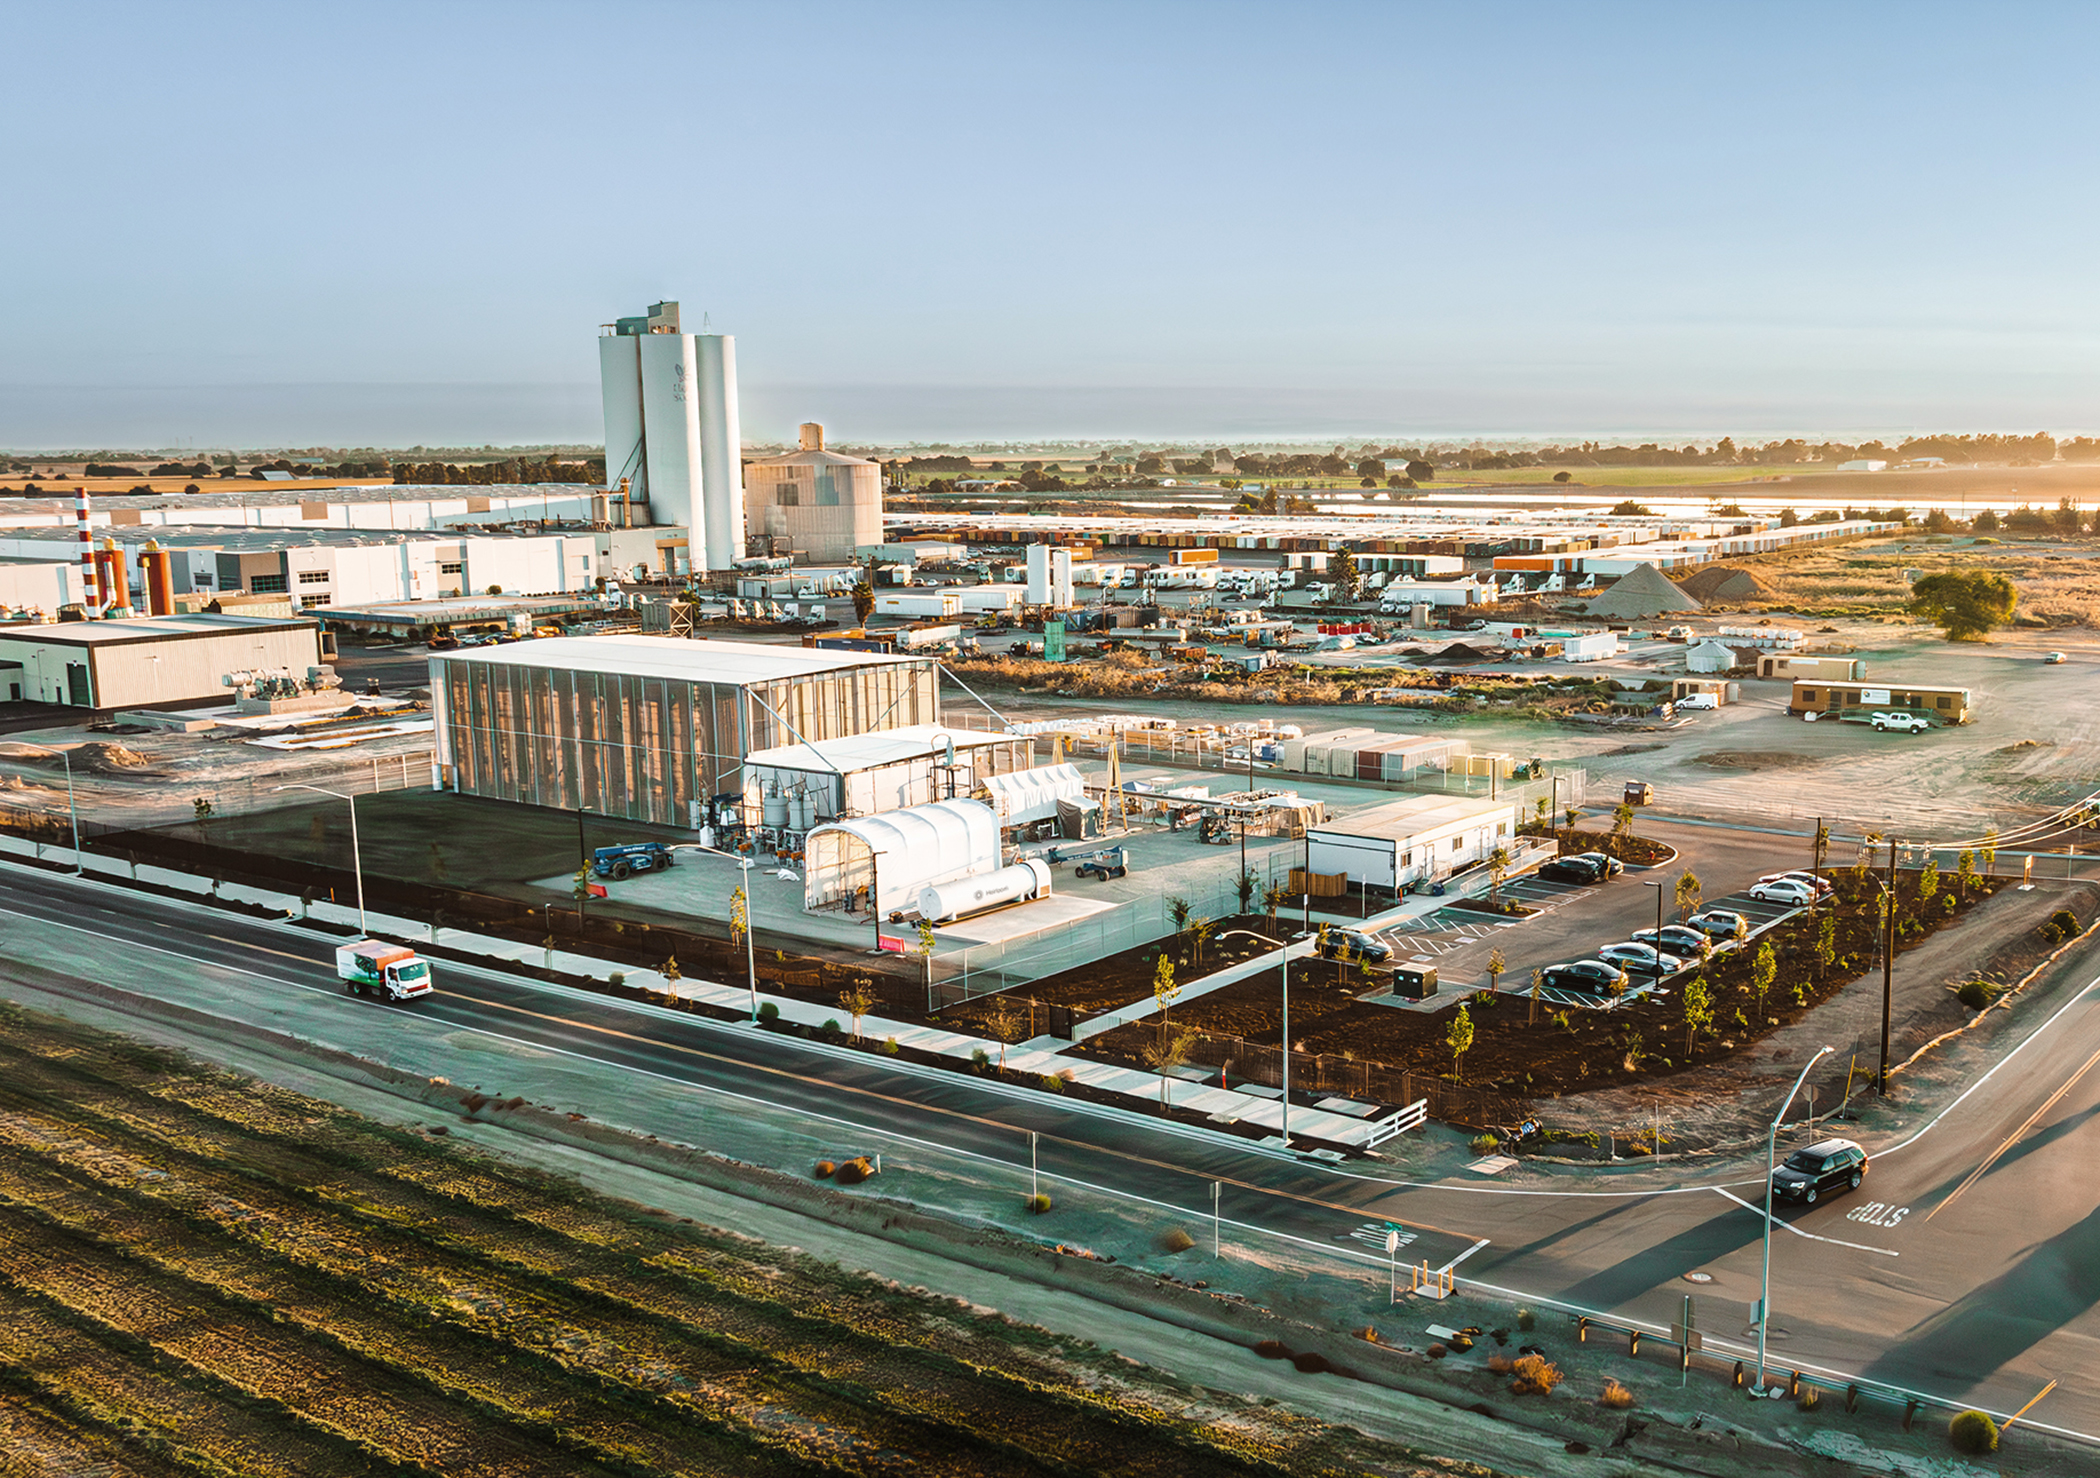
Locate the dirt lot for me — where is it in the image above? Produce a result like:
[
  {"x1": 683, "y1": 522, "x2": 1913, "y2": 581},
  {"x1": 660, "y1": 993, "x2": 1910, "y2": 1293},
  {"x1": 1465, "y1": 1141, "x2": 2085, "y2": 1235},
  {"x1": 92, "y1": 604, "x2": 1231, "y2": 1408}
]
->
[{"x1": 0, "y1": 1004, "x2": 1455, "y2": 1478}]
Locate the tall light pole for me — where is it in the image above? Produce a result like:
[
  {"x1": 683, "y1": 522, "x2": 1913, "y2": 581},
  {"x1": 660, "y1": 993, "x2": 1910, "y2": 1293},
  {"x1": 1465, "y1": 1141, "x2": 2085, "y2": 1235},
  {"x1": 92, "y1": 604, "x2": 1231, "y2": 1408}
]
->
[
  {"x1": 1880, "y1": 838, "x2": 1896, "y2": 1093},
  {"x1": 15, "y1": 743, "x2": 82, "y2": 874},
  {"x1": 275, "y1": 783, "x2": 365, "y2": 934},
  {"x1": 1219, "y1": 928, "x2": 1293, "y2": 1149},
  {"x1": 1755, "y1": 1043, "x2": 1835, "y2": 1395}
]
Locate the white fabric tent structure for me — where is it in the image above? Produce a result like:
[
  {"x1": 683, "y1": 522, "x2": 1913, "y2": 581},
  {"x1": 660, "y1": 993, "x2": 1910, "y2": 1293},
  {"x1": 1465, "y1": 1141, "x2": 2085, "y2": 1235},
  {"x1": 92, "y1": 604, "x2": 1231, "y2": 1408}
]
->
[
  {"x1": 981, "y1": 763, "x2": 1087, "y2": 827},
  {"x1": 803, "y1": 799, "x2": 1000, "y2": 915}
]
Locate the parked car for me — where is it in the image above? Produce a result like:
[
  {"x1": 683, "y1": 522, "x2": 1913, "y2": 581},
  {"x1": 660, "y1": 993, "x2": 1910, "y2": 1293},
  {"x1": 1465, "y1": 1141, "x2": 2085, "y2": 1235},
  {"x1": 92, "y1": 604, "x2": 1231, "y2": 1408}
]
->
[
  {"x1": 1316, "y1": 928, "x2": 1394, "y2": 967},
  {"x1": 1687, "y1": 908, "x2": 1750, "y2": 940},
  {"x1": 1870, "y1": 711, "x2": 1932, "y2": 733},
  {"x1": 1770, "y1": 1138, "x2": 1868, "y2": 1205},
  {"x1": 1633, "y1": 924, "x2": 1714, "y2": 957},
  {"x1": 1541, "y1": 959, "x2": 1630, "y2": 994},
  {"x1": 1664, "y1": 625, "x2": 1693, "y2": 640},
  {"x1": 2045, "y1": 652, "x2": 2067, "y2": 664},
  {"x1": 1538, "y1": 851, "x2": 1625, "y2": 884},
  {"x1": 1597, "y1": 941, "x2": 1684, "y2": 975},
  {"x1": 1757, "y1": 870, "x2": 1834, "y2": 896},
  {"x1": 1748, "y1": 877, "x2": 1818, "y2": 905}
]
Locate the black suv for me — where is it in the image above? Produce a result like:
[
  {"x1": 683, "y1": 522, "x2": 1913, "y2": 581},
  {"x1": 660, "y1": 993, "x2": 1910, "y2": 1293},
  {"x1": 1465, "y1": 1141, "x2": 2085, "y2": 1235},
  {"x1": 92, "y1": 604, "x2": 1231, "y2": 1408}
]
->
[
  {"x1": 1771, "y1": 1138, "x2": 1867, "y2": 1205},
  {"x1": 1315, "y1": 928, "x2": 1395, "y2": 966},
  {"x1": 1538, "y1": 851, "x2": 1624, "y2": 885}
]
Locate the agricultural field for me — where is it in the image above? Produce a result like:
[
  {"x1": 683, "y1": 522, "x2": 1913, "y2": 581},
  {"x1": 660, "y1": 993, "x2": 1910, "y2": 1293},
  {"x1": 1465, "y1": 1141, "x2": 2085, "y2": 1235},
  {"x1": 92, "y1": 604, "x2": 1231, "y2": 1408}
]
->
[
  {"x1": 0, "y1": 1003, "x2": 1472, "y2": 1478},
  {"x1": 1698, "y1": 533, "x2": 2100, "y2": 624}
]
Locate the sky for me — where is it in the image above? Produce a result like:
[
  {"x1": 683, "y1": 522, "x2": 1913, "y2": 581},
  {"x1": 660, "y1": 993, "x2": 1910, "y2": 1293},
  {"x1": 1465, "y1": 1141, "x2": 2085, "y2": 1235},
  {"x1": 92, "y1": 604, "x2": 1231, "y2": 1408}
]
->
[{"x1": 7, "y1": 0, "x2": 2100, "y2": 448}]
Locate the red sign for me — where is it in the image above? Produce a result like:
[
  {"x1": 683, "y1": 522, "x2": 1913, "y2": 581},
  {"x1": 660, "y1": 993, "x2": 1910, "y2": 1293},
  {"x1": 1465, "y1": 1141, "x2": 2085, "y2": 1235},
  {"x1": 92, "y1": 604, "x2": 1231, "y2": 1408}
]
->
[
  {"x1": 587, "y1": 883, "x2": 608, "y2": 898},
  {"x1": 877, "y1": 934, "x2": 908, "y2": 953}
]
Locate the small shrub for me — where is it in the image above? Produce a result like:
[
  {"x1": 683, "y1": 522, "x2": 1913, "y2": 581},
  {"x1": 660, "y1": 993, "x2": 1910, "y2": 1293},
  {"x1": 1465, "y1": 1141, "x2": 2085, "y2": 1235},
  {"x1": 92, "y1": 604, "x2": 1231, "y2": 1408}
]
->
[
  {"x1": 1956, "y1": 978, "x2": 1997, "y2": 1011},
  {"x1": 881, "y1": 1036, "x2": 899, "y2": 1055},
  {"x1": 970, "y1": 1047, "x2": 991, "y2": 1071},
  {"x1": 1161, "y1": 1228, "x2": 1196, "y2": 1253},
  {"x1": 1039, "y1": 1072, "x2": 1065, "y2": 1092},
  {"x1": 1027, "y1": 1192, "x2": 1052, "y2": 1214},
  {"x1": 607, "y1": 970, "x2": 626, "y2": 988},
  {"x1": 1516, "y1": 1307, "x2": 1536, "y2": 1331},
  {"x1": 757, "y1": 1000, "x2": 780, "y2": 1023},
  {"x1": 1510, "y1": 1353, "x2": 1563, "y2": 1395},
  {"x1": 1426, "y1": 1342, "x2": 1448, "y2": 1360},
  {"x1": 822, "y1": 1017, "x2": 842, "y2": 1035},
  {"x1": 1948, "y1": 1409, "x2": 1998, "y2": 1454},
  {"x1": 834, "y1": 1157, "x2": 872, "y2": 1185},
  {"x1": 813, "y1": 1160, "x2": 836, "y2": 1178},
  {"x1": 1355, "y1": 1325, "x2": 1380, "y2": 1343},
  {"x1": 1600, "y1": 1379, "x2": 1635, "y2": 1409},
  {"x1": 1799, "y1": 1386, "x2": 1821, "y2": 1411},
  {"x1": 2051, "y1": 908, "x2": 2081, "y2": 938},
  {"x1": 1470, "y1": 1133, "x2": 1500, "y2": 1154},
  {"x1": 1487, "y1": 1353, "x2": 1514, "y2": 1374}
]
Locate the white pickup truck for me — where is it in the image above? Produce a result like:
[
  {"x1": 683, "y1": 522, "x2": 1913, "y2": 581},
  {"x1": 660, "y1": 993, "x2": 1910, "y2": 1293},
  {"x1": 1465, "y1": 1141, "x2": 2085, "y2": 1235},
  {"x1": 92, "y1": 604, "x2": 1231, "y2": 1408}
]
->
[
  {"x1": 336, "y1": 940, "x2": 435, "y2": 1001},
  {"x1": 1870, "y1": 711, "x2": 1932, "y2": 733}
]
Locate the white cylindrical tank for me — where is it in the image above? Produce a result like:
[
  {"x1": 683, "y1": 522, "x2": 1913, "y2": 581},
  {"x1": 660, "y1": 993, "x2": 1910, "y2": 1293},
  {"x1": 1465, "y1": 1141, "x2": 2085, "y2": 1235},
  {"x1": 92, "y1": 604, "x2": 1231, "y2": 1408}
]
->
[
  {"x1": 598, "y1": 335, "x2": 647, "y2": 501},
  {"x1": 638, "y1": 332, "x2": 705, "y2": 559},
  {"x1": 917, "y1": 858, "x2": 1051, "y2": 924},
  {"x1": 763, "y1": 789, "x2": 788, "y2": 828},
  {"x1": 698, "y1": 334, "x2": 745, "y2": 571}
]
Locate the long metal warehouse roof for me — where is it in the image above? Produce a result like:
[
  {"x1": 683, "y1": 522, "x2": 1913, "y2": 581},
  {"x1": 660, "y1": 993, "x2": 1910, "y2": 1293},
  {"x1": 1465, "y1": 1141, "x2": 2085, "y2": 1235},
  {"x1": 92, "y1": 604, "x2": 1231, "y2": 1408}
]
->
[{"x1": 429, "y1": 633, "x2": 930, "y2": 685}]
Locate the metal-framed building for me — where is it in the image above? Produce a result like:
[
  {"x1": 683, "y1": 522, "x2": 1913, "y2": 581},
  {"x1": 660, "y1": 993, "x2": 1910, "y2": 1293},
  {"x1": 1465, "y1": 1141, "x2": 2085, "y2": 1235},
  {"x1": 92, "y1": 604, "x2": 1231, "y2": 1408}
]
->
[
  {"x1": 429, "y1": 635, "x2": 944, "y2": 825},
  {"x1": 0, "y1": 613, "x2": 322, "y2": 709}
]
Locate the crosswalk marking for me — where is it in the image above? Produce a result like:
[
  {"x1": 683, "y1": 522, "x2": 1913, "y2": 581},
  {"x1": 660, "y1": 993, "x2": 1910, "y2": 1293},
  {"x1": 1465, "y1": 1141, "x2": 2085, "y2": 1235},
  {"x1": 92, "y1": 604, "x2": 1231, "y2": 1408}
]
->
[{"x1": 1346, "y1": 1221, "x2": 1419, "y2": 1251}]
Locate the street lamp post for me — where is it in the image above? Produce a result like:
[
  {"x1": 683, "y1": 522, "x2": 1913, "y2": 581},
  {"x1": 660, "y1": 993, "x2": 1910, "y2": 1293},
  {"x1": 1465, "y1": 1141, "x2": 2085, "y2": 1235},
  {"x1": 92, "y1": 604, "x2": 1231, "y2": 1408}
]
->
[
  {"x1": 1219, "y1": 928, "x2": 1293, "y2": 1149},
  {"x1": 680, "y1": 841, "x2": 760, "y2": 1021},
  {"x1": 16, "y1": 744, "x2": 82, "y2": 874},
  {"x1": 1754, "y1": 1043, "x2": 1835, "y2": 1395},
  {"x1": 275, "y1": 783, "x2": 365, "y2": 934},
  {"x1": 1880, "y1": 838, "x2": 1897, "y2": 1093}
]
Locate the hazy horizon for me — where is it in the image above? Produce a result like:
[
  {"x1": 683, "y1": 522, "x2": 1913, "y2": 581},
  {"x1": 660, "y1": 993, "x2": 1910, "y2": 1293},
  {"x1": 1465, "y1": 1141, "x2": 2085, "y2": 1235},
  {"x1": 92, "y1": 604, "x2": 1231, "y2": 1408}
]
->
[{"x1": 11, "y1": 2, "x2": 2100, "y2": 448}]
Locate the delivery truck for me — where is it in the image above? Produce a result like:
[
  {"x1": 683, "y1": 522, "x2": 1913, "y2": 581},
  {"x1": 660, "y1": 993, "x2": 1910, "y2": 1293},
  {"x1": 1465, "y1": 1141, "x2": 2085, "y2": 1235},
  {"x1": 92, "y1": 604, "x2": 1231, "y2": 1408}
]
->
[{"x1": 335, "y1": 940, "x2": 435, "y2": 1001}]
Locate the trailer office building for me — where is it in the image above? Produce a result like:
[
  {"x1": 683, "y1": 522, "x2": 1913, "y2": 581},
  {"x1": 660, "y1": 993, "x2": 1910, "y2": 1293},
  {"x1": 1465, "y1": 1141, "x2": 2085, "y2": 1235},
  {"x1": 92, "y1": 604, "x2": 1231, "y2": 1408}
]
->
[
  {"x1": 1305, "y1": 794, "x2": 1519, "y2": 891},
  {"x1": 1789, "y1": 679, "x2": 1971, "y2": 724},
  {"x1": 430, "y1": 635, "x2": 943, "y2": 826}
]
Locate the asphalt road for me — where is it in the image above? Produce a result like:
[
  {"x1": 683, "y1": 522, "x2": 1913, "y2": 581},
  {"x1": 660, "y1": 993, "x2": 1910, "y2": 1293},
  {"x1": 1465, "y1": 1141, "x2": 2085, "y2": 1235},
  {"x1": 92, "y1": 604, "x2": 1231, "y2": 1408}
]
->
[{"x1": 4, "y1": 860, "x2": 2099, "y2": 1440}]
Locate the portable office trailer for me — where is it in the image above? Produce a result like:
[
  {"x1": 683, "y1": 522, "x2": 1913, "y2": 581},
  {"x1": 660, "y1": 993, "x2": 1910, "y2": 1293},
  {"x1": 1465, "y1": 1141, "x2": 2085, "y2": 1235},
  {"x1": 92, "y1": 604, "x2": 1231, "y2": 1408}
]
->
[
  {"x1": 1789, "y1": 679, "x2": 1971, "y2": 723},
  {"x1": 1305, "y1": 794, "x2": 1520, "y2": 890},
  {"x1": 1760, "y1": 654, "x2": 1865, "y2": 681}
]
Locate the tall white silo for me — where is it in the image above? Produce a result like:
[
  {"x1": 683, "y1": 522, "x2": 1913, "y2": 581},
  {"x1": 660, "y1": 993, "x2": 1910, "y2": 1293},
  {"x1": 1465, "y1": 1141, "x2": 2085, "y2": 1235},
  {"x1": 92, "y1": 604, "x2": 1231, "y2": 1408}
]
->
[
  {"x1": 698, "y1": 334, "x2": 745, "y2": 568},
  {"x1": 599, "y1": 335, "x2": 647, "y2": 505},
  {"x1": 636, "y1": 332, "x2": 704, "y2": 561}
]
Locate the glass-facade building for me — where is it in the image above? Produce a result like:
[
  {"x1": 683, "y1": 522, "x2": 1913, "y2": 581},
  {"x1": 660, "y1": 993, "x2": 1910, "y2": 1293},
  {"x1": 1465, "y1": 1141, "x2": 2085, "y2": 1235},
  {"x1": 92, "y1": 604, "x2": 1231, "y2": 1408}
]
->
[{"x1": 431, "y1": 636, "x2": 943, "y2": 824}]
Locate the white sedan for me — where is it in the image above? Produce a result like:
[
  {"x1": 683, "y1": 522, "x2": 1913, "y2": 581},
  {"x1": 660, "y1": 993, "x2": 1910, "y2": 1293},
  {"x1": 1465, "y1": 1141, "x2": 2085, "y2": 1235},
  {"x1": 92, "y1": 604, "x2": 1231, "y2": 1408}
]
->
[
  {"x1": 1749, "y1": 878, "x2": 1818, "y2": 905},
  {"x1": 1596, "y1": 941, "x2": 1684, "y2": 975}
]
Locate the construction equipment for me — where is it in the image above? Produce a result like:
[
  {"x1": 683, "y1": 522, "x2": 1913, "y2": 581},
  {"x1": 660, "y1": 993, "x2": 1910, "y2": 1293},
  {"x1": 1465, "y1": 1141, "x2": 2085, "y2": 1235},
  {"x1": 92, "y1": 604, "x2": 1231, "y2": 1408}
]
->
[
  {"x1": 1044, "y1": 843, "x2": 1129, "y2": 880},
  {"x1": 591, "y1": 842, "x2": 677, "y2": 881}
]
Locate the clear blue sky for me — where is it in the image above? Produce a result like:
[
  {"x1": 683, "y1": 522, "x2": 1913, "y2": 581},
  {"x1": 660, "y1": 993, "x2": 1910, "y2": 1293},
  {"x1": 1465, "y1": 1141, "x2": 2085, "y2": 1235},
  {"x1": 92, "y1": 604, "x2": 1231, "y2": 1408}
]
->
[{"x1": 7, "y1": 0, "x2": 2099, "y2": 447}]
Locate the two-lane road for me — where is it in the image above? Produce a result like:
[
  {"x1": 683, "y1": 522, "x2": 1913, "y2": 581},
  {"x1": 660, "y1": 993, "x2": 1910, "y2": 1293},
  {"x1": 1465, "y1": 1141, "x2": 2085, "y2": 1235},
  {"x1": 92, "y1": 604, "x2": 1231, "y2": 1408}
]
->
[{"x1": 5, "y1": 860, "x2": 2100, "y2": 1440}]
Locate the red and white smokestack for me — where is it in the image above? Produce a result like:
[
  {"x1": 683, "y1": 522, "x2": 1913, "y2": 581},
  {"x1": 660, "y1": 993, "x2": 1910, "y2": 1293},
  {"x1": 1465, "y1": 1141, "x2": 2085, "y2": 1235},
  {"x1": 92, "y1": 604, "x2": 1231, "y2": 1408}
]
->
[{"x1": 75, "y1": 484, "x2": 99, "y2": 613}]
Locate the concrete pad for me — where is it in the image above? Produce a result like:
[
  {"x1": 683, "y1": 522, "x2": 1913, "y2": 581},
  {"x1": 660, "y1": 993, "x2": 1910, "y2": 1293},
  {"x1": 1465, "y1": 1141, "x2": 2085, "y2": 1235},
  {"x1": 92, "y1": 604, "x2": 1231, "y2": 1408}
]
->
[{"x1": 939, "y1": 891, "x2": 1116, "y2": 945}]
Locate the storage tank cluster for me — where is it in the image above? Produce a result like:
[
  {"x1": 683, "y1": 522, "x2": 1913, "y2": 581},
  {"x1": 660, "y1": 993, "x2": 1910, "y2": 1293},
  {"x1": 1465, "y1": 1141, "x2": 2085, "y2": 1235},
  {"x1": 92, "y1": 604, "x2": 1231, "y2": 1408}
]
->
[
  {"x1": 761, "y1": 784, "x2": 819, "y2": 834},
  {"x1": 598, "y1": 300, "x2": 745, "y2": 572}
]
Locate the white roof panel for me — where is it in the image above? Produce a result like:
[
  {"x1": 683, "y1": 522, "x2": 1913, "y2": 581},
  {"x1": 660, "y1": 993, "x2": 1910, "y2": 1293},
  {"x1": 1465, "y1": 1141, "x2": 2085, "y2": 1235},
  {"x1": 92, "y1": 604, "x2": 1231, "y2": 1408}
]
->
[
  {"x1": 745, "y1": 723, "x2": 1011, "y2": 774},
  {"x1": 430, "y1": 634, "x2": 929, "y2": 686}
]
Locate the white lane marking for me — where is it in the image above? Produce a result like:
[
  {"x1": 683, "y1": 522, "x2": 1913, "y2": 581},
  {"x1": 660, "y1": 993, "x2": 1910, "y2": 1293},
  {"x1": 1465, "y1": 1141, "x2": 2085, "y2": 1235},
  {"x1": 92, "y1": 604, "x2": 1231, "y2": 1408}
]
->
[
  {"x1": 1437, "y1": 1237, "x2": 1492, "y2": 1274},
  {"x1": 1710, "y1": 1187, "x2": 1899, "y2": 1257}
]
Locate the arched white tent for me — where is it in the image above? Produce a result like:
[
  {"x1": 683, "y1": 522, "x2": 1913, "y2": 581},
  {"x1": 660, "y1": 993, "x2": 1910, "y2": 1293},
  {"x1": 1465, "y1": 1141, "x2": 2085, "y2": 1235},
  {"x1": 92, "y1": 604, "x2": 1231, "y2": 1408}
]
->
[{"x1": 803, "y1": 798, "x2": 999, "y2": 915}]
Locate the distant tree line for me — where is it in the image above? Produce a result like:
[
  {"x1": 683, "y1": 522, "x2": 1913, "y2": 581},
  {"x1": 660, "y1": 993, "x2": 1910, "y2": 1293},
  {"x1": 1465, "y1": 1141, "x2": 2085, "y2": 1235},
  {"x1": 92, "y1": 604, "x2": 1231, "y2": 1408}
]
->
[{"x1": 392, "y1": 457, "x2": 604, "y2": 485}]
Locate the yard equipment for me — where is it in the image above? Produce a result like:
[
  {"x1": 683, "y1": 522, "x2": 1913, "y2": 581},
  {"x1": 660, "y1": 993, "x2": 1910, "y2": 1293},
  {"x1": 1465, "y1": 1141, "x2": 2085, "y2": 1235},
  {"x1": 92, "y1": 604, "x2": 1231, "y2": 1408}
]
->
[
  {"x1": 1054, "y1": 844, "x2": 1129, "y2": 880},
  {"x1": 591, "y1": 842, "x2": 676, "y2": 881}
]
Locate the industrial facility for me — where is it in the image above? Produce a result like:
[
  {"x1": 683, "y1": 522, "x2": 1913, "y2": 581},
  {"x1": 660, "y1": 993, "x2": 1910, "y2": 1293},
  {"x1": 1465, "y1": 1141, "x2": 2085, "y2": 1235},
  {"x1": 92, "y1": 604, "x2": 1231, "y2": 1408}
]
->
[
  {"x1": 598, "y1": 301, "x2": 744, "y2": 572},
  {"x1": 429, "y1": 635, "x2": 947, "y2": 826},
  {"x1": 0, "y1": 612, "x2": 323, "y2": 709},
  {"x1": 743, "y1": 423, "x2": 884, "y2": 561}
]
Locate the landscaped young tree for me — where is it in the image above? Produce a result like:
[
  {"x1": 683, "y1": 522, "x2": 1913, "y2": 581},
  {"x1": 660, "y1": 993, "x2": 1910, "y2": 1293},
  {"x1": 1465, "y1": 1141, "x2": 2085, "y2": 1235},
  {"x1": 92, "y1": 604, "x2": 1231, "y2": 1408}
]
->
[
  {"x1": 1751, "y1": 941, "x2": 1776, "y2": 1019},
  {"x1": 1486, "y1": 846, "x2": 1512, "y2": 908},
  {"x1": 838, "y1": 979, "x2": 877, "y2": 1042},
  {"x1": 1331, "y1": 549, "x2": 1361, "y2": 601},
  {"x1": 1529, "y1": 967, "x2": 1545, "y2": 1025},
  {"x1": 1908, "y1": 569, "x2": 2018, "y2": 641},
  {"x1": 1674, "y1": 868, "x2": 1701, "y2": 922},
  {"x1": 1814, "y1": 914, "x2": 1836, "y2": 979},
  {"x1": 1235, "y1": 868, "x2": 1258, "y2": 914},
  {"x1": 1981, "y1": 826, "x2": 1998, "y2": 877},
  {"x1": 1533, "y1": 796, "x2": 1551, "y2": 833},
  {"x1": 1918, "y1": 856, "x2": 1940, "y2": 904},
  {"x1": 1262, "y1": 880, "x2": 1290, "y2": 927},
  {"x1": 1610, "y1": 802, "x2": 1636, "y2": 844},
  {"x1": 1957, "y1": 848, "x2": 1976, "y2": 900},
  {"x1": 1447, "y1": 1003, "x2": 1475, "y2": 1081},
  {"x1": 983, "y1": 995, "x2": 1023, "y2": 1068},
  {"x1": 851, "y1": 577, "x2": 876, "y2": 625},
  {"x1": 1682, "y1": 972, "x2": 1714, "y2": 1056},
  {"x1": 1152, "y1": 953, "x2": 1180, "y2": 1025},
  {"x1": 1486, "y1": 946, "x2": 1506, "y2": 993},
  {"x1": 1142, "y1": 1027, "x2": 1192, "y2": 1109}
]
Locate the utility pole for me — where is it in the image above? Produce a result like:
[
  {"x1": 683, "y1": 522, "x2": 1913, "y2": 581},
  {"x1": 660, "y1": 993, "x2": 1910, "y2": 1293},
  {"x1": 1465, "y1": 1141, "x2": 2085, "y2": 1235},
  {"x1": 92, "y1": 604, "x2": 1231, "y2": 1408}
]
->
[{"x1": 1879, "y1": 838, "x2": 1896, "y2": 1093}]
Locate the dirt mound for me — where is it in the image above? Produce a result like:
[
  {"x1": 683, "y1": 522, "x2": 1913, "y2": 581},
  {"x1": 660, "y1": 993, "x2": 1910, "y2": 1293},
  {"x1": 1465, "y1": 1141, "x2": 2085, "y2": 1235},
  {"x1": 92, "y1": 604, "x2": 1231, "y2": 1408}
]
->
[
  {"x1": 1422, "y1": 642, "x2": 1498, "y2": 664},
  {"x1": 1691, "y1": 750, "x2": 1825, "y2": 771},
  {"x1": 1602, "y1": 743, "x2": 1666, "y2": 757},
  {"x1": 1677, "y1": 565, "x2": 1777, "y2": 602},
  {"x1": 72, "y1": 741, "x2": 150, "y2": 772}
]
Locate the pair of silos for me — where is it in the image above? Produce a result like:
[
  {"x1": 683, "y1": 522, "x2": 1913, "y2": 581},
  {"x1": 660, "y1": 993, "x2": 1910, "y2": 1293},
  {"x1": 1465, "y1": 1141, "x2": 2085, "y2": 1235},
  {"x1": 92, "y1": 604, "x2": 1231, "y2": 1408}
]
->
[
  {"x1": 598, "y1": 301, "x2": 744, "y2": 573},
  {"x1": 86, "y1": 539, "x2": 175, "y2": 616}
]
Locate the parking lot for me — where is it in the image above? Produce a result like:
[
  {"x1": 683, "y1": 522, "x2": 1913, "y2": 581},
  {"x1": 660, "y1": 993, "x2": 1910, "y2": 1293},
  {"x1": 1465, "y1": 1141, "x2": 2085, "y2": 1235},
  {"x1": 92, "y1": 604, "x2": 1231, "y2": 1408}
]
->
[{"x1": 1348, "y1": 815, "x2": 1819, "y2": 1000}]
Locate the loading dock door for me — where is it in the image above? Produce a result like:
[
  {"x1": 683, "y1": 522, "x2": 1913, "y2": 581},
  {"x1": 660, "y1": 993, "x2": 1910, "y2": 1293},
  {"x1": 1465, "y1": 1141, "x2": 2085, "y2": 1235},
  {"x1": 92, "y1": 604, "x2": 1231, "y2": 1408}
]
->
[{"x1": 65, "y1": 662, "x2": 90, "y2": 707}]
